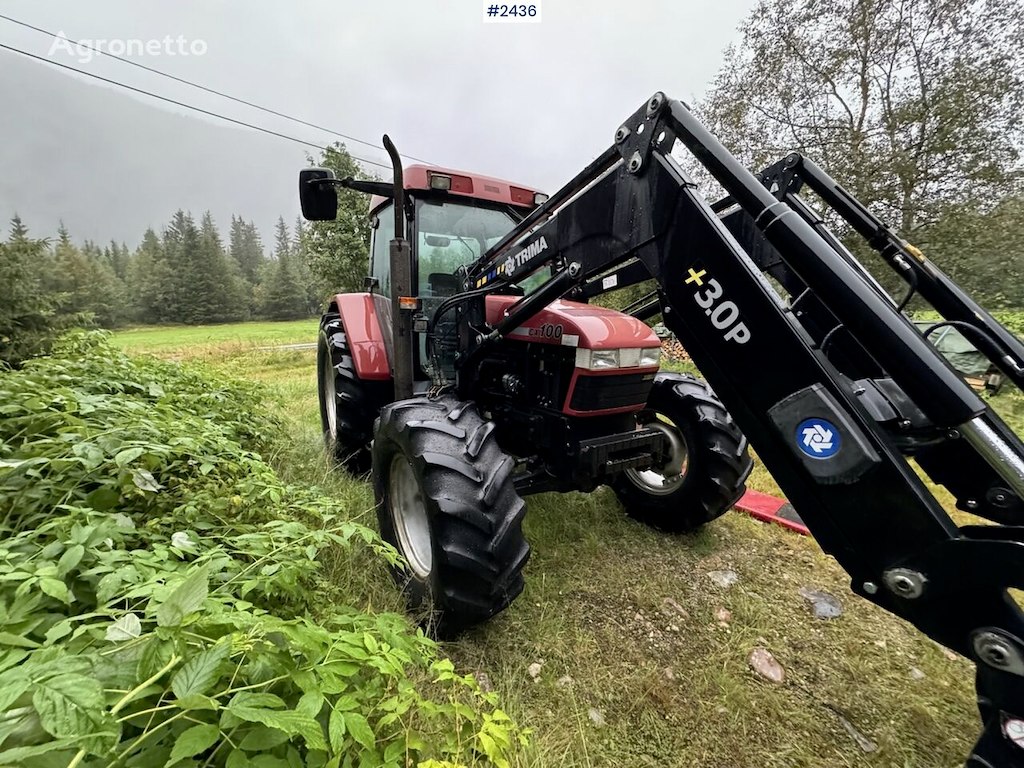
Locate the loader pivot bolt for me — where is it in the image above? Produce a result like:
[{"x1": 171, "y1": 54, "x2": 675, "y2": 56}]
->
[
  {"x1": 973, "y1": 631, "x2": 1024, "y2": 674},
  {"x1": 646, "y1": 93, "x2": 665, "y2": 116},
  {"x1": 628, "y1": 152, "x2": 643, "y2": 174},
  {"x1": 987, "y1": 644, "x2": 1009, "y2": 666},
  {"x1": 883, "y1": 568, "x2": 926, "y2": 599},
  {"x1": 614, "y1": 125, "x2": 630, "y2": 144}
]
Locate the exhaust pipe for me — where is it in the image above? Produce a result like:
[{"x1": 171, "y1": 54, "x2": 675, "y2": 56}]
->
[{"x1": 383, "y1": 135, "x2": 414, "y2": 400}]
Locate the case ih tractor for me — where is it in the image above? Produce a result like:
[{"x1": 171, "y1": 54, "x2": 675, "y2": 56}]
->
[
  {"x1": 305, "y1": 149, "x2": 753, "y2": 630},
  {"x1": 301, "y1": 93, "x2": 1024, "y2": 765}
]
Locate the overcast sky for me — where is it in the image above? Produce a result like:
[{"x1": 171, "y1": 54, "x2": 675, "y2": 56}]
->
[{"x1": 0, "y1": 0, "x2": 756, "y2": 245}]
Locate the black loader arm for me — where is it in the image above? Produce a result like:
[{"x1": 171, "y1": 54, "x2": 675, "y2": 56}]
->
[{"x1": 453, "y1": 92, "x2": 1024, "y2": 766}]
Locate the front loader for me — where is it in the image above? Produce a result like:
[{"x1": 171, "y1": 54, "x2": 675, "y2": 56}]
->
[{"x1": 301, "y1": 92, "x2": 1024, "y2": 765}]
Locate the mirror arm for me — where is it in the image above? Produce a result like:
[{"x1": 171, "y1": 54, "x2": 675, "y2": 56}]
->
[{"x1": 304, "y1": 177, "x2": 395, "y2": 198}]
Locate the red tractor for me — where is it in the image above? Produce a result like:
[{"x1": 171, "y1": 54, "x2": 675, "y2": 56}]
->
[
  {"x1": 306, "y1": 155, "x2": 751, "y2": 633},
  {"x1": 302, "y1": 94, "x2": 1024, "y2": 765}
]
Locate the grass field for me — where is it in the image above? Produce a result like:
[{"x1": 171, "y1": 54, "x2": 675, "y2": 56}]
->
[
  {"x1": 110, "y1": 318, "x2": 318, "y2": 356},
  {"x1": 114, "y1": 323, "x2": 1024, "y2": 767}
]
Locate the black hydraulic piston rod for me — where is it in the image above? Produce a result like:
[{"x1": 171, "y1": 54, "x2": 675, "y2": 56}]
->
[
  {"x1": 793, "y1": 155, "x2": 1024, "y2": 391},
  {"x1": 492, "y1": 261, "x2": 581, "y2": 339}
]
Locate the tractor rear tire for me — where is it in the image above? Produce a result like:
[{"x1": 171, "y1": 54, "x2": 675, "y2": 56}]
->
[
  {"x1": 611, "y1": 372, "x2": 753, "y2": 533},
  {"x1": 372, "y1": 396, "x2": 530, "y2": 636},
  {"x1": 318, "y1": 313, "x2": 385, "y2": 473}
]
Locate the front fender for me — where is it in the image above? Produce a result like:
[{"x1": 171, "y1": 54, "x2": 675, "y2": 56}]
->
[{"x1": 331, "y1": 293, "x2": 392, "y2": 381}]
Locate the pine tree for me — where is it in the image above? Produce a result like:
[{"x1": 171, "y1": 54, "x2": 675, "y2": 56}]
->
[
  {"x1": 9, "y1": 214, "x2": 29, "y2": 241},
  {"x1": 108, "y1": 240, "x2": 130, "y2": 280},
  {"x1": 48, "y1": 224, "x2": 127, "y2": 327},
  {"x1": 260, "y1": 217, "x2": 308, "y2": 320},
  {"x1": 229, "y1": 215, "x2": 265, "y2": 284},
  {"x1": 244, "y1": 221, "x2": 265, "y2": 276},
  {"x1": 273, "y1": 217, "x2": 291, "y2": 262},
  {"x1": 196, "y1": 211, "x2": 249, "y2": 323},
  {"x1": 128, "y1": 228, "x2": 175, "y2": 323},
  {"x1": 292, "y1": 215, "x2": 323, "y2": 314},
  {"x1": 0, "y1": 219, "x2": 62, "y2": 365},
  {"x1": 163, "y1": 210, "x2": 202, "y2": 322}
]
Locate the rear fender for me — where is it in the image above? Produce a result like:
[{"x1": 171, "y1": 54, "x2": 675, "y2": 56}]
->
[{"x1": 330, "y1": 293, "x2": 392, "y2": 380}]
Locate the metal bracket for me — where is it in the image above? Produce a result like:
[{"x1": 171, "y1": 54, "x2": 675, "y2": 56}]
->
[{"x1": 614, "y1": 91, "x2": 674, "y2": 174}]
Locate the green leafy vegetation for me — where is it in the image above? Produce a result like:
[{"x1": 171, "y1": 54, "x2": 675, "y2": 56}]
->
[
  {"x1": 0, "y1": 333, "x2": 524, "y2": 767},
  {"x1": 994, "y1": 310, "x2": 1024, "y2": 341}
]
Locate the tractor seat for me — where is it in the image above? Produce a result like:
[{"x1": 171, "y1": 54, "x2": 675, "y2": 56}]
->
[{"x1": 427, "y1": 272, "x2": 460, "y2": 297}]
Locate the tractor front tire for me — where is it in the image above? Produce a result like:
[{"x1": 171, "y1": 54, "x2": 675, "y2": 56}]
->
[
  {"x1": 372, "y1": 396, "x2": 530, "y2": 635},
  {"x1": 611, "y1": 372, "x2": 753, "y2": 532},
  {"x1": 317, "y1": 313, "x2": 384, "y2": 473}
]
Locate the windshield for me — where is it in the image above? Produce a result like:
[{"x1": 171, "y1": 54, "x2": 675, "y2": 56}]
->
[
  {"x1": 415, "y1": 198, "x2": 549, "y2": 297},
  {"x1": 416, "y1": 199, "x2": 518, "y2": 284},
  {"x1": 415, "y1": 198, "x2": 548, "y2": 375}
]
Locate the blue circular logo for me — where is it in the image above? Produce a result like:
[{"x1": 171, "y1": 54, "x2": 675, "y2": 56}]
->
[{"x1": 796, "y1": 418, "x2": 841, "y2": 460}]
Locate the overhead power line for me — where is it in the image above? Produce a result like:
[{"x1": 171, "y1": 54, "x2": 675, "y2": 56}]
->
[
  {"x1": 0, "y1": 42, "x2": 395, "y2": 170},
  {"x1": 0, "y1": 13, "x2": 430, "y2": 165}
]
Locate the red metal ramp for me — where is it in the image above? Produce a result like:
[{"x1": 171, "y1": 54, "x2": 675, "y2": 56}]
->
[{"x1": 735, "y1": 489, "x2": 809, "y2": 536}]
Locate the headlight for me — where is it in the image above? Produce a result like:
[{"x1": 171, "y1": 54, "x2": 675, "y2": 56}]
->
[
  {"x1": 639, "y1": 347, "x2": 661, "y2": 367},
  {"x1": 575, "y1": 349, "x2": 618, "y2": 369},
  {"x1": 590, "y1": 350, "x2": 619, "y2": 369},
  {"x1": 575, "y1": 348, "x2": 660, "y2": 370}
]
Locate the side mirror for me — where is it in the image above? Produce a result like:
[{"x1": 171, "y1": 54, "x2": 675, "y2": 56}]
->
[{"x1": 299, "y1": 168, "x2": 338, "y2": 221}]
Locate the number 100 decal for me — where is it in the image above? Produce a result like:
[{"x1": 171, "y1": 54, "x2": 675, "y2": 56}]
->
[{"x1": 685, "y1": 267, "x2": 751, "y2": 344}]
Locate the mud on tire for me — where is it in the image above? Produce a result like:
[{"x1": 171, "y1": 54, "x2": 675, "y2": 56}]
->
[
  {"x1": 611, "y1": 372, "x2": 753, "y2": 532},
  {"x1": 372, "y1": 395, "x2": 530, "y2": 635}
]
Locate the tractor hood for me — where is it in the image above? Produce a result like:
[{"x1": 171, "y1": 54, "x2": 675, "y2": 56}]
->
[{"x1": 484, "y1": 296, "x2": 659, "y2": 350}]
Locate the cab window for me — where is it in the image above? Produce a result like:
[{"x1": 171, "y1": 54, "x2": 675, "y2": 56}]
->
[
  {"x1": 415, "y1": 200, "x2": 519, "y2": 295},
  {"x1": 370, "y1": 204, "x2": 395, "y2": 296}
]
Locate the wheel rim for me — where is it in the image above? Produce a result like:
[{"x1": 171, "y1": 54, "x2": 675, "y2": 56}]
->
[
  {"x1": 388, "y1": 455, "x2": 434, "y2": 579},
  {"x1": 321, "y1": 345, "x2": 338, "y2": 438},
  {"x1": 624, "y1": 418, "x2": 689, "y2": 496}
]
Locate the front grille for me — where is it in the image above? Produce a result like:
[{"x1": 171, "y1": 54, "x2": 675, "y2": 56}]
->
[{"x1": 568, "y1": 371, "x2": 656, "y2": 411}]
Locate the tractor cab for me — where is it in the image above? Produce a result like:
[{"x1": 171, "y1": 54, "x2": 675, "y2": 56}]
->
[
  {"x1": 302, "y1": 163, "x2": 546, "y2": 295},
  {"x1": 370, "y1": 192, "x2": 531, "y2": 292},
  {"x1": 301, "y1": 163, "x2": 550, "y2": 380}
]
